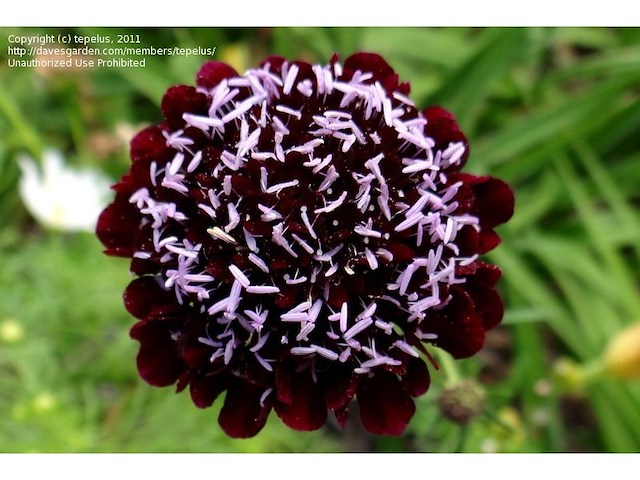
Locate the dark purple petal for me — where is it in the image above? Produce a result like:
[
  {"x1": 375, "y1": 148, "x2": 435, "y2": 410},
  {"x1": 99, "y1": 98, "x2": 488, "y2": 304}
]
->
[
  {"x1": 456, "y1": 174, "x2": 515, "y2": 230},
  {"x1": 478, "y1": 229, "x2": 502, "y2": 254},
  {"x1": 218, "y1": 380, "x2": 271, "y2": 438},
  {"x1": 130, "y1": 126, "x2": 171, "y2": 163},
  {"x1": 161, "y1": 85, "x2": 209, "y2": 130},
  {"x1": 324, "y1": 366, "x2": 358, "y2": 410},
  {"x1": 274, "y1": 361, "x2": 327, "y2": 431},
  {"x1": 177, "y1": 319, "x2": 218, "y2": 369},
  {"x1": 472, "y1": 261, "x2": 503, "y2": 287},
  {"x1": 469, "y1": 286, "x2": 504, "y2": 330},
  {"x1": 357, "y1": 371, "x2": 415, "y2": 436},
  {"x1": 343, "y1": 52, "x2": 408, "y2": 94},
  {"x1": 96, "y1": 200, "x2": 140, "y2": 257},
  {"x1": 344, "y1": 52, "x2": 394, "y2": 83},
  {"x1": 189, "y1": 373, "x2": 230, "y2": 409},
  {"x1": 400, "y1": 357, "x2": 431, "y2": 397},
  {"x1": 195, "y1": 61, "x2": 238, "y2": 90},
  {"x1": 259, "y1": 55, "x2": 286, "y2": 74},
  {"x1": 471, "y1": 177, "x2": 515, "y2": 229},
  {"x1": 130, "y1": 320, "x2": 185, "y2": 387},
  {"x1": 123, "y1": 277, "x2": 176, "y2": 319},
  {"x1": 465, "y1": 263, "x2": 505, "y2": 331},
  {"x1": 423, "y1": 106, "x2": 470, "y2": 168},
  {"x1": 429, "y1": 288, "x2": 486, "y2": 359}
]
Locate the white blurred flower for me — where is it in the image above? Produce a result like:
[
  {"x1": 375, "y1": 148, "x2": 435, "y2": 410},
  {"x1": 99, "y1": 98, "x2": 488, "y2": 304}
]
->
[{"x1": 17, "y1": 149, "x2": 112, "y2": 232}]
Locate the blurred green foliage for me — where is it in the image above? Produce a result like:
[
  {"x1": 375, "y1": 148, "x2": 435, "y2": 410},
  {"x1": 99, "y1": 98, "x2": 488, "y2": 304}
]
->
[{"x1": 1, "y1": 27, "x2": 639, "y2": 452}]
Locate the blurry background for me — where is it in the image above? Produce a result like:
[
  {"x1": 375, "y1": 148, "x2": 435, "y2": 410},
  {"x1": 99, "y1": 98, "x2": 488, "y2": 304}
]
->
[{"x1": 0, "y1": 27, "x2": 639, "y2": 452}]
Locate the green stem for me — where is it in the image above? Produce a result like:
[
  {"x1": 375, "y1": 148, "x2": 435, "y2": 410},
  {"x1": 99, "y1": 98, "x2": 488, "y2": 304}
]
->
[
  {"x1": 438, "y1": 350, "x2": 462, "y2": 385},
  {"x1": 579, "y1": 358, "x2": 607, "y2": 386}
]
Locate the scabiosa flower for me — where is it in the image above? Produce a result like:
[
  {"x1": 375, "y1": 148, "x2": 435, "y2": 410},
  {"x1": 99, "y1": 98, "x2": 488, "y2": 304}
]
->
[{"x1": 97, "y1": 53, "x2": 514, "y2": 438}]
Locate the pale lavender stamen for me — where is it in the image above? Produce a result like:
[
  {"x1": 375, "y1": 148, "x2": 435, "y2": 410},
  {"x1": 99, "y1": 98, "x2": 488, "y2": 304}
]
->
[
  {"x1": 314, "y1": 191, "x2": 347, "y2": 214},
  {"x1": 282, "y1": 63, "x2": 299, "y2": 95},
  {"x1": 229, "y1": 264, "x2": 250, "y2": 288},
  {"x1": 343, "y1": 318, "x2": 374, "y2": 340},
  {"x1": 275, "y1": 104, "x2": 302, "y2": 120},
  {"x1": 300, "y1": 206, "x2": 317, "y2": 239},
  {"x1": 246, "y1": 285, "x2": 280, "y2": 294},
  {"x1": 248, "y1": 252, "x2": 269, "y2": 273}
]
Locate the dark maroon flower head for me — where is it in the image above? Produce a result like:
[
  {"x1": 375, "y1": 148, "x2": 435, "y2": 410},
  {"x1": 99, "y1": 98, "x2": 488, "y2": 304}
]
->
[{"x1": 97, "y1": 53, "x2": 514, "y2": 438}]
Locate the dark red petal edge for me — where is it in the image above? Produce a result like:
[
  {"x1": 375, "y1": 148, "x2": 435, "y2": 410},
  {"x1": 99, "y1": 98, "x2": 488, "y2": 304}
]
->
[
  {"x1": 218, "y1": 380, "x2": 272, "y2": 438},
  {"x1": 400, "y1": 357, "x2": 431, "y2": 397},
  {"x1": 274, "y1": 361, "x2": 327, "y2": 431},
  {"x1": 357, "y1": 371, "x2": 415, "y2": 436},
  {"x1": 130, "y1": 320, "x2": 185, "y2": 387},
  {"x1": 196, "y1": 61, "x2": 239, "y2": 90}
]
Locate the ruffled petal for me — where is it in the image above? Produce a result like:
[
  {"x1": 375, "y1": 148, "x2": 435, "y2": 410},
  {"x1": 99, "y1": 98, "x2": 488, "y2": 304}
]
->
[
  {"x1": 123, "y1": 276, "x2": 176, "y2": 319},
  {"x1": 471, "y1": 261, "x2": 502, "y2": 287},
  {"x1": 130, "y1": 320, "x2": 185, "y2": 387},
  {"x1": 218, "y1": 380, "x2": 272, "y2": 438},
  {"x1": 471, "y1": 177, "x2": 515, "y2": 229},
  {"x1": 422, "y1": 106, "x2": 469, "y2": 168},
  {"x1": 161, "y1": 85, "x2": 209, "y2": 130},
  {"x1": 195, "y1": 61, "x2": 238, "y2": 90},
  {"x1": 429, "y1": 287, "x2": 486, "y2": 359},
  {"x1": 324, "y1": 365, "x2": 358, "y2": 410},
  {"x1": 344, "y1": 52, "x2": 393, "y2": 81},
  {"x1": 400, "y1": 357, "x2": 431, "y2": 397},
  {"x1": 96, "y1": 200, "x2": 140, "y2": 257},
  {"x1": 477, "y1": 229, "x2": 502, "y2": 253},
  {"x1": 189, "y1": 372, "x2": 230, "y2": 409},
  {"x1": 468, "y1": 286, "x2": 504, "y2": 330},
  {"x1": 342, "y1": 52, "x2": 408, "y2": 94},
  {"x1": 130, "y1": 126, "x2": 171, "y2": 163},
  {"x1": 455, "y1": 174, "x2": 514, "y2": 230},
  {"x1": 357, "y1": 371, "x2": 415, "y2": 436},
  {"x1": 259, "y1": 55, "x2": 286, "y2": 74},
  {"x1": 274, "y1": 361, "x2": 327, "y2": 431}
]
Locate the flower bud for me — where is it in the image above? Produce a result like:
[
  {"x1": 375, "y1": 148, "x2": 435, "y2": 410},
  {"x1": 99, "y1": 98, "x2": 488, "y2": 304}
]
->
[
  {"x1": 553, "y1": 357, "x2": 586, "y2": 390},
  {"x1": 437, "y1": 379, "x2": 486, "y2": 425}
]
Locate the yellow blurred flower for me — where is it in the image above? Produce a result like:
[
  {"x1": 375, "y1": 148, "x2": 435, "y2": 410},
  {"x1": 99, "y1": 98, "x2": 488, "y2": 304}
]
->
[
  {"x1": 32, "y1": 392, "x2": 57, "y2": 413},
  {"x1": 220, "y1": 43, "x2": 250, "y2": 73},
  {"x1": 605, "y1": 322, "x2": 640, "y2": 380},
  {"x1": 0, "y1": 318, "x2": 24, "y2": 343},
  {"x1": 485, "y1": 407, "x2": 526, "y2": 453}
]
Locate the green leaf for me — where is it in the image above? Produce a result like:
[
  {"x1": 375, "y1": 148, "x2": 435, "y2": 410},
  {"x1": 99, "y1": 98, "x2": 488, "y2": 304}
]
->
[
  {"x1": 474, "y1": 73, "x2": 639, "y2": 171},
  {"x1": 555, "y1": 155, "x2": 640, "y2": 317},
  {"x1": 427, "y1": 28, "x2": 528, "y2": 131}
]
